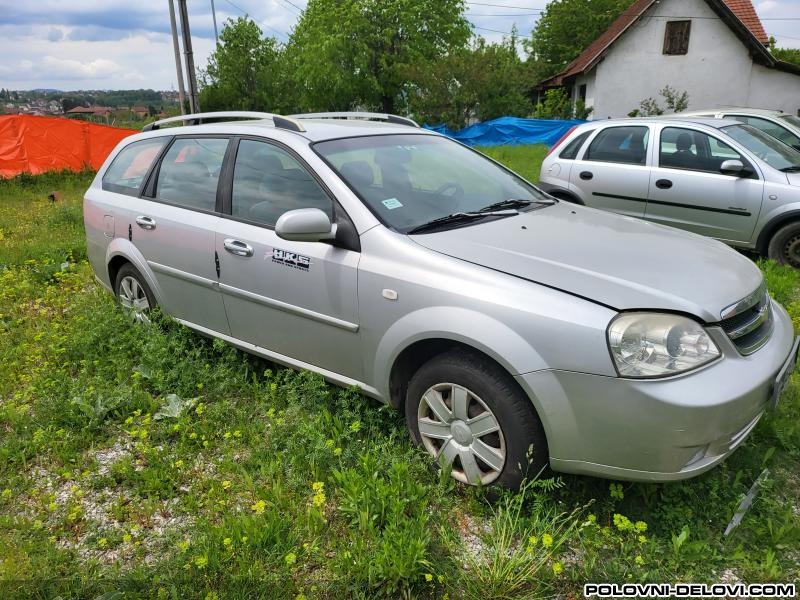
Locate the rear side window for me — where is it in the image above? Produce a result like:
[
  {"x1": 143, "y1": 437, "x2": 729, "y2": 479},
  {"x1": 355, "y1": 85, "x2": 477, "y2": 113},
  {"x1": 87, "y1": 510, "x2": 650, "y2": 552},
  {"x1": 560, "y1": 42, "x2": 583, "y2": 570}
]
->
[
  {"x1": 155, "y1": 138, "x2": 229, "y2": 212},
  {"x1": 559, "y1": 131, "x2": 591, "y2": 159},
  {"x1": 585, "y1": 126, "x2": 649, "y2": 165},
  {"x1": 102, "y1": 138, "x2": 167, "y2": 196}
]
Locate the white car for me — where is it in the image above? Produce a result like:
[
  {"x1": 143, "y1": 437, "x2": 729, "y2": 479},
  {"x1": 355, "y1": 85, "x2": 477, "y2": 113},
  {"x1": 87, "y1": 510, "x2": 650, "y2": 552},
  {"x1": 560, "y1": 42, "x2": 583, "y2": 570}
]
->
[
  {"x1": 682, "y1": 108, "x2": 800, "y2": 152},
  {"x1": 538, "y1": 117, "x2": 800, "y2": 267}
]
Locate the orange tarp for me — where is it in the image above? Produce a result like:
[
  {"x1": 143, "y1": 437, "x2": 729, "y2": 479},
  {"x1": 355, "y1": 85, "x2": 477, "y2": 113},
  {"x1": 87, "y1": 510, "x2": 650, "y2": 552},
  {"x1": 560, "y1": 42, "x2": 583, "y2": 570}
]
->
[{"x1": 0, "y1": 115, "x2": 137, "y2": 178}]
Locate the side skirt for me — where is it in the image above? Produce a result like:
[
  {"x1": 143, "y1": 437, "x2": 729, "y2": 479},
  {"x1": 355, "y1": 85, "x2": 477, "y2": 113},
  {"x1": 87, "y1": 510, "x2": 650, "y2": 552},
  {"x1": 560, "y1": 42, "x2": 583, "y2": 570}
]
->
[{"x1": 175, "y1": 318, "x2": 384, "y2": 402}]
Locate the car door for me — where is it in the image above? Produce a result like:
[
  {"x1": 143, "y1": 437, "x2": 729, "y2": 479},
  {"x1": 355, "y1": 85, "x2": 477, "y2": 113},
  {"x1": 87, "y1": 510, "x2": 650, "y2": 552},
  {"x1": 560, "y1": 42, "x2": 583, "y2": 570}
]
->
[
  {"x1": 645, "y1": 125, "x2": 764, "y2": 243},
  {"x1": 122, "y1": 135, "x2": 231, "y2": 333},
  {"x1": 569, "y1": 124, "x2": 652, "y2": 218},
  {"x1": 724, "y1": 114, "x2": 800, "y2": 152},
  {"x1": 215, "y1": 137, "x2": 362, "y2": 380}
]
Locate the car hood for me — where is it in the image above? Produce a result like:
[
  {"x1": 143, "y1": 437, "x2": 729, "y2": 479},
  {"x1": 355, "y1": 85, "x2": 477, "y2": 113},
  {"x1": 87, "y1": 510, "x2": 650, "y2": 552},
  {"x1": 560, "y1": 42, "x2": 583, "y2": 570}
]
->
[{"x1": 410, "y1": 202, "x2": 763, "y2": 322}]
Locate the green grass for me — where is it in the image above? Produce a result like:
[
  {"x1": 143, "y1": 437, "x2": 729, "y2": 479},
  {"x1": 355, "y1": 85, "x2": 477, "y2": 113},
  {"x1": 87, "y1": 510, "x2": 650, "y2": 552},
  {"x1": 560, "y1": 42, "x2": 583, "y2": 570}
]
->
[
  {"x1": 478, "y1": 145, "x2": 548, "y2": 183},
  {"x1": 1, "y1": 148, "x2": 799, "y2": 598}
]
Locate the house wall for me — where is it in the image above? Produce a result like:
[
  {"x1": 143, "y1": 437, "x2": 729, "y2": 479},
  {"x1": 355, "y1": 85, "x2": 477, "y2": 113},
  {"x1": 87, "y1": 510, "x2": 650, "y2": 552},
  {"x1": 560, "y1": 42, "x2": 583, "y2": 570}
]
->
[{"x1": 586, "y1": 0, "x2": 800, "y2": 118}]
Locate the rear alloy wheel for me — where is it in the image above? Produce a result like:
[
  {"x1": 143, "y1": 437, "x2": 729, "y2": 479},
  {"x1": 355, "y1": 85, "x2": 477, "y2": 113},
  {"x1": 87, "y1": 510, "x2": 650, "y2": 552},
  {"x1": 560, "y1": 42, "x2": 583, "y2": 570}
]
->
[
  {"x1": 114, "y1": 263, "x2": 155, "y2": 324},
  {"x1": 767, "y1": 221, "x2": 800, "y2": 268},
  {"x1": 406, "y1": 350, "x2": 548, "y2": 489}
]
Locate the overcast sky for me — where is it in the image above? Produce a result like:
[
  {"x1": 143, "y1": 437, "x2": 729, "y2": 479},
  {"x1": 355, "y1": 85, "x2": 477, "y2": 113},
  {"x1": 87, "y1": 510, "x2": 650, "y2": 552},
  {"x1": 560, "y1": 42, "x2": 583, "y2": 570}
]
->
[{"x1": 0, "y1": 0, "x2": 798, "y2": 91}]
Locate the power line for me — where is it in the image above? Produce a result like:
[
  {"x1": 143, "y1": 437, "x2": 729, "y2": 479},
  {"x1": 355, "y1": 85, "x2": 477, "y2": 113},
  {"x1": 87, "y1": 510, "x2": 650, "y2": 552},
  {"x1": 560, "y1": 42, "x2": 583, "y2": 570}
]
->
[
  {"x1": 222, "y1": 0, "x2": 290, "y2": 40},
  {"x1": 466, "y1": 1, "x2": 546, "y2": 9},
  {"x1": 468, "y1": 12, "x2": 542, "y2": 16}
]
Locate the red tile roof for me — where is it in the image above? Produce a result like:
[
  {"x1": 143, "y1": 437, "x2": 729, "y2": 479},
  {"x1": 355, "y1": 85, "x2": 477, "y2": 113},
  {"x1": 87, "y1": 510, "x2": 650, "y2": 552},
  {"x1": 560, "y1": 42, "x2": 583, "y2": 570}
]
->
[
  {"x1": 724, "y1": 0, "x2": 768, "y2": 44},
  {"x1": 543, "y1": 0, "x2": 769, "y2": 85}
]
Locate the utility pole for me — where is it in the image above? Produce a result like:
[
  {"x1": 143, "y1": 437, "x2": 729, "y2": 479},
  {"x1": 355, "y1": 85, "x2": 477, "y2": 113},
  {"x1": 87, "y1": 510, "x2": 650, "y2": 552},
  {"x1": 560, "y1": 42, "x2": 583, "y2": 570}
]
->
[
  {"x1": 177, "y1": 0, "x2": 201, "y2": 113},
  {"x1": 167, "y1": 0, "x2": 187, "y2": 115},
  {"x1": 210, "y1": 0, "x2": 219, "y2": 43}
]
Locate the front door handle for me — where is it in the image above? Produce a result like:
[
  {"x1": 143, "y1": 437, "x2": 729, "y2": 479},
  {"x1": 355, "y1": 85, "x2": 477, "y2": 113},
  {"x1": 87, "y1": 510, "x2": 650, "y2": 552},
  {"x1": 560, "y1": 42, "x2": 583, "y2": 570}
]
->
[
  {"x1": 655, "y1": 179, "x2": 673, "y2": 189},
  {"x1": 579, "y1": 171, "x2": 593, "y2": 180},
  {"x1": 223, "y1": 238, "x2": 254, "y2": 257},
  {"x1": 135, "y1": 215, "x2": 156, "y2": 230}
]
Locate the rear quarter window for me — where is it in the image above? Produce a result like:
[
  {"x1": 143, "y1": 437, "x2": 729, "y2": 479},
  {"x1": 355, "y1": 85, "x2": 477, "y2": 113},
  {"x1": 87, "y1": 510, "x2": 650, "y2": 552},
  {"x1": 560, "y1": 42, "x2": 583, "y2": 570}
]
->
[
  {"x1": 102, "y1": 138, "x2": 168, "y2": 196},
  {"x1": 559, "y1": 131, "x2": 591, "y2": 159}
]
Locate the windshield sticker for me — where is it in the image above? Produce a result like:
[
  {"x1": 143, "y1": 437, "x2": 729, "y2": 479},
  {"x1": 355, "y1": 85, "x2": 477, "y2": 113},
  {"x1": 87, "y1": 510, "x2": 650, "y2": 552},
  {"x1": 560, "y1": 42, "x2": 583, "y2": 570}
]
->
[
  {"x1": 382, "y1": 198, "x2": 403, "y2": 210},
  {"x1": 271, "y1": 248, "x2": 311, "y2": 271}
]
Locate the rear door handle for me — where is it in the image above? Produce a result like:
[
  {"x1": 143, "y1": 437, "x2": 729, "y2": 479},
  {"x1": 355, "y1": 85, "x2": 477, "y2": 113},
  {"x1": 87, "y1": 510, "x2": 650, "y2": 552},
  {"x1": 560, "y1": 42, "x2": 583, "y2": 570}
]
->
[
  {"x1": 655, "y1": 179, "x2": 673, "y2": 189},
  {"x1": 579, "y1": 171, "x2": 593, "y2": 180},
  {"x1": 223, "y1": 238, "x2": 254, "y2": 257},
  {"x1": 135, "y1": 215, "x2": 156, "y2": 230}
]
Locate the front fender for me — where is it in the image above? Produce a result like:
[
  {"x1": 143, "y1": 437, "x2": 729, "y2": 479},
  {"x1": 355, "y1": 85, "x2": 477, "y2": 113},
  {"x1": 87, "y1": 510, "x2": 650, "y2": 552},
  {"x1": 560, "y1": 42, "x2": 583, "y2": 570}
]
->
[
  {"x1": 105, "y1": 238, "x2": 165, "y2": 305},
  {"x1": 755, "y1": 204, "x2": 800, "y2": 251},
  {"x1": 373, "y1": 306, "x2": 548, "y2": 400}
]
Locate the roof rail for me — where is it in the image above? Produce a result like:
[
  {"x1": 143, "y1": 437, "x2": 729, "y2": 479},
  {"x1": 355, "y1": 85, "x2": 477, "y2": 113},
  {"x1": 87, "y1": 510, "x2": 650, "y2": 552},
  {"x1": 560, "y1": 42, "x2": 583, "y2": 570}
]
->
[
  {"x1": 142, "y1": 111, "x2": 306, "y2": 133},
  {"x1": 289, "y1": 111, "x2": 420, "y2": 128}
]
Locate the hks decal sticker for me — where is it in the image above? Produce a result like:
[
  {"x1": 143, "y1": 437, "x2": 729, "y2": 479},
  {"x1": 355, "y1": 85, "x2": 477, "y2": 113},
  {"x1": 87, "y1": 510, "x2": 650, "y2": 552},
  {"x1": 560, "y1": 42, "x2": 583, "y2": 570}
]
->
[{"x1": 271, "y1": 248, "x2": 311, "y2": 271}]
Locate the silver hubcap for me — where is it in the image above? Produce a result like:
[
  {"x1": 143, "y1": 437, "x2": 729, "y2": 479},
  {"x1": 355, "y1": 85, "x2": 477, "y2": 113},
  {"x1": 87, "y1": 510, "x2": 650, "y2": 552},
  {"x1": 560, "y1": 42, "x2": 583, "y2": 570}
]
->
[
  {"x1": 118, "y1": 275, "x2": 151, "y2": 324},
  {"x1": 417, "y1": 382, "x2": 505, "y2": 485}
]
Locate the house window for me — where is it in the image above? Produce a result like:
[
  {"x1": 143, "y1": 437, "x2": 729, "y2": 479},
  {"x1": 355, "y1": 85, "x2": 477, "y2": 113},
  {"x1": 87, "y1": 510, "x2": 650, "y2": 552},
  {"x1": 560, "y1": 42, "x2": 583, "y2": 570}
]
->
[
  {"x1": 663, "y1": 20, "x2": 691, "y2": 55},
  {"x1": 578, "y1": 84, "x2": 587, "y2": 102}
]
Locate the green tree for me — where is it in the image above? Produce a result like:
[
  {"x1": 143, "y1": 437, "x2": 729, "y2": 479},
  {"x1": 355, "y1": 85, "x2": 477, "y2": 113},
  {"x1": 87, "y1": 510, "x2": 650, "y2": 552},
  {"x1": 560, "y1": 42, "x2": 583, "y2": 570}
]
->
[
  {"x1": 287, "y1": 0, "x2": 471, "y2": 114},
  {"x1": 533, "y1": 87, "x2": 574, "y2": 119},
  {"x1": 199, "y1": 17, "x2": 287, "y2": 112},
  {"x1": 526, "y1": 0, "x2": 634, "y2": 80},
  {"x1": 409, "y1": 33, "x2": 533, "y2": 128},
  {"x1": 769, "y1": 37, "x2": 800, "y2": 67}
]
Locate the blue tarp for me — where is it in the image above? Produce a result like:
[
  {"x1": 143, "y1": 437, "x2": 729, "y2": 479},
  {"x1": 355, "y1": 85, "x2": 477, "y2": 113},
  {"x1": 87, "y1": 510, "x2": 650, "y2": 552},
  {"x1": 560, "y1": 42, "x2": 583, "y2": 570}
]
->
[{"x1": 423, "y1": 116, "x2": 586, "y2": 147}]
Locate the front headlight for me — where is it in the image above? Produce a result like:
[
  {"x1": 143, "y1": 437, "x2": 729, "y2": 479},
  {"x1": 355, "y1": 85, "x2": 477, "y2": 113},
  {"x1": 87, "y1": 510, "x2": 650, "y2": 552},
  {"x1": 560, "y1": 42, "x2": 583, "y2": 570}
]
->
[{"x1": 607, "y1": 312, "x2": 720, "y2": 378}]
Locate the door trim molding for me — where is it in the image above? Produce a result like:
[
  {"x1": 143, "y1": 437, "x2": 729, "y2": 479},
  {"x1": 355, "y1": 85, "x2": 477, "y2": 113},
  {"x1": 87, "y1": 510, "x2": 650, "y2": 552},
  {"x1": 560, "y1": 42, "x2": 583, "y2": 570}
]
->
[
  {"x1": 592, "y1": 192, "x2": 752, "y2": 216},
  {"x1": 149, "y1": 261, "x2": 218, "y2": 289},
  {"x1": 219, "y1": 283, "x2": 359, "y2": 332}
]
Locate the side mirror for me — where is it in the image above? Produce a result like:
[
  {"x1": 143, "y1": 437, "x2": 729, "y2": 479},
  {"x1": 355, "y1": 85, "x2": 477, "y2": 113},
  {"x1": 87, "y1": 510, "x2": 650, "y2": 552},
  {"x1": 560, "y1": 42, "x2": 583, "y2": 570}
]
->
[
  {"x1": 275, "y1": 208, "x2": 337, "y2": 242},
  {"x1": 720, "y1": 159, "x2": 745, "y2": 176}
]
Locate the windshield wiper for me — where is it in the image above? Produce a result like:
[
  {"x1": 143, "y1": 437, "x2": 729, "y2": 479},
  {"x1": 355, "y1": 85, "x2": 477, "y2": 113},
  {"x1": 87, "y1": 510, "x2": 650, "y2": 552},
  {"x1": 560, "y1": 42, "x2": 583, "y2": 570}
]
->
[
  {"x1": 478, "y1": 198, "x2": 556, "y2": 212},
  {"x1": 407, "y1": 209, "x2": 518, "y2": 234},
  {"x1": 780, "y1": 165, "x2": 800, "y2": 173}
]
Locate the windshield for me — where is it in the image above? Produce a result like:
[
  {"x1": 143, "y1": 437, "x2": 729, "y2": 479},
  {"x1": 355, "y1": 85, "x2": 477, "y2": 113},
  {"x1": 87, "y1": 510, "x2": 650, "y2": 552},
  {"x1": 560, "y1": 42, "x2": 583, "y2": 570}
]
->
[
  {"x1": 721, "y1": 123, "x2": 800, "y2": 171},
  {"x1": 779, "y1": 114, "x2": 800, "y2": 129},
  {"x1": 313, "y1": 134, "x2": 550, "y2": 232}
]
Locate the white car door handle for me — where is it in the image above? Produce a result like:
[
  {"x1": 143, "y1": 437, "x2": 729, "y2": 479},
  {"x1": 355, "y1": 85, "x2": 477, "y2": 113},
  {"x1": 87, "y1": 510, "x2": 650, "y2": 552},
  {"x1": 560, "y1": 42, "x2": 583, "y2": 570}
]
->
[
  {"x1": 135, "y1": 215, "x2": 156, "y2": 230},
  {"x1": 223, "y1": 238, "x2": 254, "y2": 257}
]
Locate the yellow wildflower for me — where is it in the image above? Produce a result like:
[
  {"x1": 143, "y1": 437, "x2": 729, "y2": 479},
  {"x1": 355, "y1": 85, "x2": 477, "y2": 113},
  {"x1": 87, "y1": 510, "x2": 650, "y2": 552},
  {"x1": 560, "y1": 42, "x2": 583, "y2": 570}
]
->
[
  {"x1": 251, "y1": 499, "x2": 266, "y2": 515},
  {"x1": 285, "y1": 552, "x2": 297, "y2": 566},
  {"x1": 635, "y1": 555, "x2": 645, "y2": 566},
  {"x1": 194, "y1": 555, "x2": 208, "y2": 569},
  {"x1": 552, "y1": 561, "x2": 564, "y2": 575},
  {"x1": 222, "y1": 480, "x2": 232, "y2": 490},
  {"x1": 98, "y1": 538, "x2": 108, "y2": 549},
  {"x1": 425, "y1": 573, "x2": 433, "y2": 582},
  {"x1": 541, "y1": 533, "x2": 553, "y2": 548},
  {"x1": 223, "y1": 537, "x2": 232, "y2": 548}
]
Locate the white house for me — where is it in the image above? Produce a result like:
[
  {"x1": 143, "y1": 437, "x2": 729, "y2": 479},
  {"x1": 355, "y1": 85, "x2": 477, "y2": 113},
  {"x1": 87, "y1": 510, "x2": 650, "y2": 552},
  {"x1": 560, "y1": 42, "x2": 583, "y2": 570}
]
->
[{"x1": 540, "y1": 0, "x2": 800, "y2": 119}]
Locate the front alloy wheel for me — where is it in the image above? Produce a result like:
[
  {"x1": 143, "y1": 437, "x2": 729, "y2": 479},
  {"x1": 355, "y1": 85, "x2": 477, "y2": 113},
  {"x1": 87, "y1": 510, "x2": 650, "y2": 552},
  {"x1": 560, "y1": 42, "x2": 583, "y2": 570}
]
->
[
  {"x1": 417, "y1": 383, "x2": 506, "y2": 485},
  {"x1": 406, "y1": 350, "x2": 549, "y2": 489}
]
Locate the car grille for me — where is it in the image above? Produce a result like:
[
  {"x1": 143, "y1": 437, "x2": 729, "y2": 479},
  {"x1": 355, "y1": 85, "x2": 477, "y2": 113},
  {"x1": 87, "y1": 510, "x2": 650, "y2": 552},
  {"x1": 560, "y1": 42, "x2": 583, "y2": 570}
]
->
[{"x1": 718, "y1": 288, "x2": 773, "y2": 355}]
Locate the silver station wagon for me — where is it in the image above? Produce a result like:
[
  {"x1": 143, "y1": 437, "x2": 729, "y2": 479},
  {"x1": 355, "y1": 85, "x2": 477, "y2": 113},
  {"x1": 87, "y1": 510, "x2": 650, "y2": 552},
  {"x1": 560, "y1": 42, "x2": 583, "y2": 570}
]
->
[
  {"x1": 538, "y1": 118, "x2": 800, "y2": 267},
  {"x1": 84, "y1": 111, "x2": 799, "y2": 489}
]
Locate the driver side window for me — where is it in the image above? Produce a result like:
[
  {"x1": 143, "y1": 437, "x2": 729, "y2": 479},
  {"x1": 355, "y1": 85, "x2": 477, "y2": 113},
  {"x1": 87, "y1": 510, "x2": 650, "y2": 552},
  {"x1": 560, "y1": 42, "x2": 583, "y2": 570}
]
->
[
  {"x1": 659, "y1": 127, "x2": 742, "y2": 173},
  {"x1": 231, "y1": 139, "x2": 332, "y2": 227}
]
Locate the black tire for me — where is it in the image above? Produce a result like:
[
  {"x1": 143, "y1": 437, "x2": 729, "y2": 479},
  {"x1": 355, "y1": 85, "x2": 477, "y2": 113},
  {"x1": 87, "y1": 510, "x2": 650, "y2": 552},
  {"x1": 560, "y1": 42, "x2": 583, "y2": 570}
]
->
[
  {"x1": 114, "y1": 263, "x2": 156, "y2": 323},
  {"x1": 405, "y1": 349, "x2": 548, "y2": 490},
  {"x1": 767, "y1": 221, "x2": 800, "y2": 268}
]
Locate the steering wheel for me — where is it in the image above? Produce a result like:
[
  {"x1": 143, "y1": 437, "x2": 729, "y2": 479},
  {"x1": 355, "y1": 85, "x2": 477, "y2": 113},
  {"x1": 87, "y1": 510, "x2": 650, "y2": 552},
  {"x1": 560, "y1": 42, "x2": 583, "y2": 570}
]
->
[{"x1": 433, "y1": 182, "x2": 465, "y2": 211}]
